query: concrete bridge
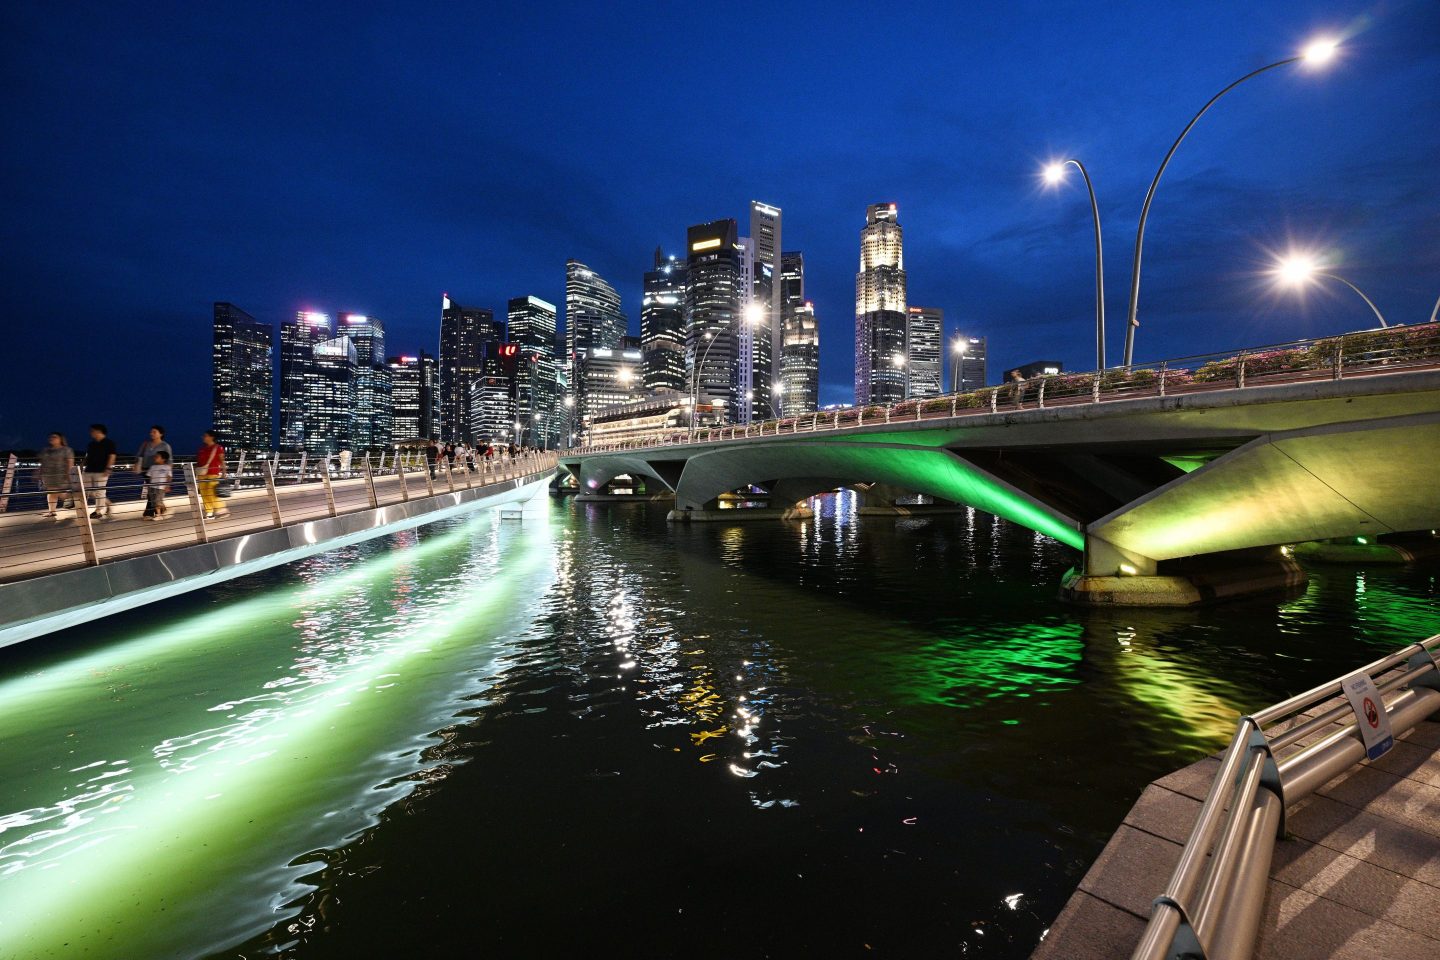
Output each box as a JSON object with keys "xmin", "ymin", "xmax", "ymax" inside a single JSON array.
[{"xmin": 562, "ymin": 325, "xmax": 1440, "ymax": 605}]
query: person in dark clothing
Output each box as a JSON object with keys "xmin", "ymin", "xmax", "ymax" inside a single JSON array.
[
  {"xmin": 134, "ymin": 425, "xmax": 173, "ymax": 517},
  {"xmin": 83, "ymin": 423, "xmax": 117, "ymax": 519}
]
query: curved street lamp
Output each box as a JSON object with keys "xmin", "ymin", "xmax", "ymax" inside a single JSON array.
[
  {"xmin": 1122, "ymin": 37, "xmax": 1340, "ymax": 366},
  {"xmin": 1274, "ymin": 253, "xmax": 1389, "ymax": 327},
  {"xmin": 1044, "ymin": 159, "xmax": 1105, "ymax": 369}
]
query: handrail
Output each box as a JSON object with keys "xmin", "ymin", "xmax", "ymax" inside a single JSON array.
[
  {"xmin": 567, "ymin": 322, "xmax": 1440, "ymax": 455},
  {"xmin": 1132, "ymin": 633, "xmax": 1440, "ymax": 960}
]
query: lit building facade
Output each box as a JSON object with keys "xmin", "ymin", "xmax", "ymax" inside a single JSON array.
[
  {"xmin": 341, "ymin": 313, "xmax": 392, "ymax": 450},
  {"xmin": 855, "ymin": 203, "xmax": 908, "ymax": 405},
  {"xmin": 211, "ymin": 302, "xmax": 273, "ymax": 450},
  {"xmin": 906, "ymin": 306, "xmax": 943, "ymax": 399},
  {"xmin": 305, "ymin": 335, "xmax": 357, "ymax": 455},
  {"xmin": 508, "ymin": 295, "xmax": 560, "ymax": 449},
  {"xmin": 439, "ymin": 294, "xmax": 503, "ymax": 444},
  {"xmin": 746, "ymin": 201, "xmax": 782, "ymax": 421},
  {"xmin": 577, "ymin": 341, "xmax": 644, "ymax": 436},
  {"xmin": 387, "ymin": 352, "xmax": 439, "ymax": 442},
  {"xmin": 565, "ymin": 260, "xmax": 626, "ymax": 411},
  {"xmin": 641, "ymin": 247, "xmax": 687, "ymax": 395},
  {"xmin": 585, "ymin": 391, "xmax": 725, "ymax": 447},
  {"xmin": 953, "ymin": 334, "xmax": 987, "ymax": 393},
  {"xmin": 685, "ymin": 218, "xmax": 741, "ymax": 422},
  {"xmin": 279, "ymin": 310, "xmax": 332, "ymax": 452},
  {"xmin": 781, "ymin": 301, "xmax": 820, "ymax": 415}
]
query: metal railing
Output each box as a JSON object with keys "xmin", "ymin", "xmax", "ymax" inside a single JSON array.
[
  {"xmin": 572, "ymin": 322, "xmax": 1440, "ymax": 454},
  {"xmin": 1133, "ymin": 633, "xmax": 1440, "ymax": 960},
  {"xmin": 0, "ymin": 449, "xmax": 558, "ymax": 583}
]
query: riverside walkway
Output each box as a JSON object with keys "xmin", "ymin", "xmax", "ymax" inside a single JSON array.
[
  {"xmin": 1035, "ymin": 635, "xmax": 1440, "ymax": 960},
  {"xmin": 0, "ymin": 450, "xmax": 559, "ymax": 646}
]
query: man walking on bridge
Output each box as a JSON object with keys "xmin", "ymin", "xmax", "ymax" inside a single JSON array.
[{"xmin": 83, "ymin": 423, "xmax": 116, "ymax": 519}]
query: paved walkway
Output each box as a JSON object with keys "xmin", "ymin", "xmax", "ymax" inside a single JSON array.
[{"xmin": 1034, "ymin": 710, "xmax": 1440, "ymax": 959}]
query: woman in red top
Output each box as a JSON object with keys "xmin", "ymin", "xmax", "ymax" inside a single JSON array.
[{"xmin": 197, "ymin": 430, "xmax": 228, "ymax": 519}]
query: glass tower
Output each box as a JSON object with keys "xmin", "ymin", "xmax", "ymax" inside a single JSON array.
[
  {"xmin": 564, "ymin": 260, "xmax": 626, "ymax": 414},
  {"xmin": 685, "ymin": 218, "xmax": 741, "ymax": 422},
  {"xmin": 855, "ymin": 203, "xmax": 907, "ymax": 405},
  {"xmin": 341, "ymin": 313, "xmax": 392, "ymax": 450},
  {"xmin": 747, "ymin": 201, "xmax": 782, "ymax": 421},
  {"xmin": 781, "ymin": 301, "xmax": 820, "ymax": 415},
  {"xmin": 953, "ymin": 334, "xmax": 988, "ymax": 393},
  {"xmin": 439, "ymin": 294, "xmax": 503, "ymax": 444},
  {"xmin": 305, "ymin": 335, "xmax": 357, "ymax": 455},
  {"xmin": 641, "ymin": 247, "xmax": 687, "ymax": 395},
  {"xmin": 906, "ymin": 306, "xmax": 943, "ymax": 399},
  {"xmin": 387, "ymin": 351, "xmax": 439, "ymax": 442},
  {"xmin": 211, "ymin": 302, "xmax": 273, "ymax": 451},
  {"xmin": 279, "ymin": 311, "xmax": 332, "ymax": 452},
  {"xmin": 508, "ymin": 295, "xmax": 560, "ymax": 449}
]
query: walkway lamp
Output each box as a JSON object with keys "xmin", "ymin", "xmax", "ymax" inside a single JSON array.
[
  {"xmin": 1043, "ymin": 158, "xmax": 1106, "ymax": 369},
  {"xmin": 1122, "ymin": 36, "xmax": 1341, "ymax": 366},
  {"xmin": 951, "ymin": 339, "xmax": 967, "ymax": 393},
  {"xmin": 1273, "ymin": 253, "xmax": 1389, "ymax": 327},
  {"xmin": 772, "ymin": 382, "xmax": 785, "ymax": 418}
]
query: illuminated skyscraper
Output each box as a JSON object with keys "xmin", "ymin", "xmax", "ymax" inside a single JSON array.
[
  {"xmin": 211, "ymin": 302, "xmax": 273, "ymax": 450},
  {"xmin": 746, "ymin": 201, "xmax": 781, "ymax": 421},
  {"xmin": 685, "ymin": 218, "xmax": 741, "ymax": 421},
  {"xmin": 577, "ymin": 339, "xmax": 644, "ymax": 436},
  {"xmin": 641, "ymin": 247, "xmax": 687, "ymax": 394},
  {"xmin": 439, "ymin": 294, "xmax": 503, "ymax": 443},
  {"xmin": 279, "ymin": 310, "xmax": 332, "ymax": 451},
  {"xmin": 387, "ymin": 351, "xmax": 439, "ymax": 442},
  {"xmin": 468, "ymin": 343, "xmax": 521, "ymax": 446},
  {"xmin": 340, "ymin": 313, "xmax": 392, "ymax": 450},
  {"xmin": 508, "ymin": 295, "xmax": 560, "ymax": 449},
  {"xmin": 564, "ymin": 260, "xmax": 626, "ymax": 413},
  {"xmin": 855, "ymin": 203, "xmax": 907, "ymax": 405},
  {"xmin": 735, "ymin": 235, "xmax": 757, "ymax": 422},
  {"xmin": 953, "ymin": 334, "xmax": 988, "ymax": 393},
  {"xmin": 781, "ymin": 301, "xmax": 820, "ymax": 415},
  {"xmin": 305, "ymin": 335, "xmax": 357, "ymax": 455},
  {"xmin": 906, "ymin": 306, "xmax": 943, "ymax": 398},
  {"xmin": 779, "ymin": 251, "xmax": 804, "ymax": 317}
]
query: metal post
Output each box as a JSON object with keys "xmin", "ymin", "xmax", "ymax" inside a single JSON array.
[
  {"xmin": 833, "ymin": 410, "xmax": 839, "ymax": 429},
  {"xmin": 0, "ymin": 453, "xmax": 17, "ymax": 513},
  {"xmin": 990, "ymin": 389, "xmax": 999, "ymax": 413},
  {"xmin": 235, "ymin": 451, "xmax": 247, "ymax": 491},
  {"xmin": 182, "ymin": 463, "xmax": 210, "ymax": 543},
  {"xmin": 1093, "ymin": 374, "xmax": 1102, "ymax": 403},
  {"xmin": 319, "ymin": 462, "xmax": 338, "ymax": 517},
  {"xmin": 885, "ymin": 406, "xmax": 891, "ymax": 423},
  {"xmin": 1333, "ymin": 340, "xmax": 1344, "ymax": 380},
  {"xmin": 1237, "ymin": 352, "xmax": 1247, "ymax": 388},
  {"xmin": 1038, "ymin": 378, "xmax": 1047, "ymax": 409},
  {"xmin": 423, "ymin": 459, "xmax": 436, "ymax": 496},
  {"xmin": 72, "ymin": 465, "xmax": 100, "ymax": 566},
  {"xmin": 444, "ymin": 459, "xmax": 456, "ymax": 493},
  {"xmin": 858, "ymin": 409, "xmax": 864, "ymax": 426},
  {"xmin": 951, "ymin": 396, "xmax": 957, "ymax": 416},
  {"xmin": 296, "ymin": 452, "xmax": 307, "ymax": 484},
  {"xmin": 397, "ymin": 461, "xmax": 411, "ymax": 501},
  {"xmin": 262, "ymin": 460, "xmax": 284, "ymax": 527},
  {"xmin": 361, "ymin": 458, "xmax": 379, "ymax": 508},
  {"xmin": 1159, "ymin": 361, "xmax": 1168, "ymax": 397}
]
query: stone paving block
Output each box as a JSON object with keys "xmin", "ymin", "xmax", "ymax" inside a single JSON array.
[
  {"xmin": 1399, "ymin": 718, "xmax": 1440, "ymax": 750},
  {"xmin": 1316, "ymin": 763, "xmax": 1440, "ymax": 838},
  {"xmin": 1152, "ymin": 755, "xmax": 1220, "ymax": 802},
  {"xmin": 1369, "ymin": 737, "xmax": 1440, "ymax": 788},
  {"xmin": 1121, "ymin": 785, "xmax": 1201, "ymax": 845},
  {"xmin": 1029, "ymin": 890, "xmax": 1144, "ymax": 960},
  {"xmin": 1076, "ymin": 824, "xmax": 1182, "ymax": 919},
  {"xmin": 1269, "ymin": 837, "xmax": 1440, "ymax": 940},
  {"xmin": 1257, "ymin": 878, "xmax": 1440, "ymax": 960},
  {"xmin": 1286, "ymin": 793, "xmax": 1440, "ymax": 888}
]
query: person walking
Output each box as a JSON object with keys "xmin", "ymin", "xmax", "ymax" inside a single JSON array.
[
  {"xmin": 39, "ymin": 432, "xmax": 75, "ymax": 520},
  {"xmin": 133, "ymin": 425, "xmax": 173, "ymax": 518},
  {"xmin": 196, "ymin": 430, "xmax": 228, "ymax": 520},
  {"xmin": 424, "ymin": 437, "xmax": 439, "ymax": 478},
  {"xmin": 146, "ymin": 450, "xmax": 173, "ymax": 520},
  {"xmin": 83, "ymin": 423, "xmax": 117, "ymax": 519}
]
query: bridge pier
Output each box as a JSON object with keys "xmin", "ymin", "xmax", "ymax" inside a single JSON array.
[
  {"xmin": 1060, "ymin": 542, "xmax": 1306, "ymax": 606},
  {"xmin": 851, "ymin": 482, "xmax": 966, "ymax": 516}
]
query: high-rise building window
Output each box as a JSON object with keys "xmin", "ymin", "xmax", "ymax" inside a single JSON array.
[
  {"xmin": 952, "ymin": 335, "xmax": 988, "ymax": 393},
  {"xmin": 508, "ymin": 295, "xmax": 561, "ymax": 449},
  {"xmin": 341, "ymin": 313, "xmax": 392, "ymax": 450},
  {"xmin": 565, "ymin": 260, "xmax": 627, "ymax": 418},
  {"xmin": 211, "ymin": 302, "xmax": 273, "ymax": 451},
  {"xmin": 641, "ymin": 247, "xmax": 687, "ymax": 395},
  {"xmin": 781, "ymin": 301, "xmax": 820, "ymax": 415},
  {"xmin": 906, "ymin": 306, "xmax": 943, "ymax": 399},
  {"xmin": 439, "ymin": 295, "xmax": 503, "ymax": 444},
  {"xmin": 855, "ymin": 203, "xmax": 907, "ymax": 405},
  {"xmin": 685, "ymin": 219, "xmax": 741, "ymax": 423},
  {"xmin": 279, "ymin": 311, "xmax": 332, "ymax": 452}
]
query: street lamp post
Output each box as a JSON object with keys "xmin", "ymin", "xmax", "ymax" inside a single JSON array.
[
  {"xmin": 1122, "ymin": 37, "xmax": 1340, "ymax": 366},
  {"xmin": 772, "ymin": 382, "xmax": 785, "ymax": 418},
  {"xmin": 1274, "ymin": 253, "xmax": 1389, "ymax": 327},
  {"xmin": 951, "ymin": 339, "xmax": 967, "ymax": 393},
  {"xmin": 1044, "ymin": 159, "xmax": 1105, "ymax": 369}
]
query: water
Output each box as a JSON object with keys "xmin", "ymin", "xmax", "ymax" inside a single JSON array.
[{"xmin": 0, "ymin": 494, "xmax": 1435, "ymax": 958}]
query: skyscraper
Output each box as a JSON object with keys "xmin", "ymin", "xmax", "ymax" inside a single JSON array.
[
  {"xmin": 906, "ymin": 306, "xmax": 943, "ymax": 398},
  {"xmin": 469, "ymin": 343, "xmax": 521, "ymax": 446},
  {"xmin": 279, "ymin": 311, "xmax": 332, "ymax": 451},
  {"xmin": 779, "ymin": 251, "xmax": 804, "ymax": 317},
  {"xmin": 747, "ymin": 201, "xmax": 782, "ymax": 421},
  {"xmin": 735, "ymin": 235, "xmax": 757, "ymax": 422},
  {"xmin": 641, "ymin": 247, "xmax": 687, "ymax": 394},
  {"xmin": 855, "ymin": 203, "xmax": 907, "ymax": 405},
  {"xmin": 564, "ymin": 260, "xmax": 626, "ymax": 411},
  {"xmin": 685, "ymin": 218, "xmax": 741, "ymax": 421},
  {"xmin": 387, "ymin": 351, "xmax": 439, "ymax": 442},
  {"xmin": 781, "ymin": 301, "xmax": 820, "ymax": 415},
  {"xmin": 341, "ymin": 313, "xmax": 392, "ymax": 450},
  {"xmin": 953, "ymin": 334, "xmax": 988, "ymax": 393},
  {"xmin": 305, "ymin": 335, "xmax": 357, "ymax": 455},
  {"xmin": 577, "ymin": 340, "xmax": 644, "ymax": 435},
  {"xmin": 508, "ymin": 295, "xmax": 560, "ymax": 449},
  {"xmin": 439, "ymin": 295, "xmax": 503, "ymax": 443},
  {"xmin": 211, "ymin": 302, "xmax": 273, "ymax": 450}
]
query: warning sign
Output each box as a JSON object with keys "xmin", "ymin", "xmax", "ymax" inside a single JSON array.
[{"xmin": 1342, "ymin": 671, "xmax": 1394, "ymax": 761}]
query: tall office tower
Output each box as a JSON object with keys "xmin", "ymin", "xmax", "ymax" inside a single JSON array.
[
  {"xmin": 508, "ymin": 295, "xmax": 561, "ymax": 449},
  {"xmin": 685, "ymin": 218, "xmax": 741, "ymax": 421},
  {"xmin": 305, "ymin": 335, "xmax": 357, "ymax": 455},
  {"xmin": 953, "ymin": 334, "xmax": 988, "ymax": 393},
  {"xmin": 211, "ymin": 302, "xmax": 273, "ymax": 451},
  {"xmin": 576, "ymin": 341, "xmax": 645, "ymax": 433},
  {"xmin": 387, "ymin": 351, "xmax": 439, "ymax": 441},
  {"xmin": 781, "ymin": 301, "xmax": 820, "ymax": 415},
  {"xmin": 905, "ymin": 306, "xmax": 943, "ymax": 398},
  {"xmin": 855, "ymin": 203, "xmax": 908, "ymax": 405},
  {"xmin": 279, "ymin": 311, "xmax": 332, "ymax": 451},
  {"xmin": 641, "ymin": 247, "xmax": 687, "ymax": 394},
  {"xmin": 564, "ymin": 260, "xmax": 626, "ymax": 408},
  {"xmin": 748, "ymin": 201, "xmax": 782, "ymax": 421},
  {"xmin": 779, "ymin": 251, "xmax": 804, "ymax": 316},
  {"xmin": 735, "ymin": 236, "xmax": 758, "ymax": 422},
  {"xmin": 340, "ymin": 313, "xmax": 392, "ymax": 450},
  {"xmin": 468, "ymin": 343, "xmax": 521, "ymax": 446},
  {"xmin": 439, "ymin": 294, "xmax": 503, "ymax": 443}
]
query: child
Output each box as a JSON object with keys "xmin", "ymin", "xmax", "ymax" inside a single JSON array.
[{"xmin": 146, "ymin": 450, "xmax": 173, "ymax": 520}]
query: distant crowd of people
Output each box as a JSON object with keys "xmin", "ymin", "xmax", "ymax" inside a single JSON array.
[
  {"xmin": 420, "ymin": 439, "xmax": 536, "ymax": 477},
  {"xmin": 37, "ymin": 424, "xmax": 231, "ymax": 522}
]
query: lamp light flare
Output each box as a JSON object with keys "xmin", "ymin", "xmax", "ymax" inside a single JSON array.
[
  {"xmin": 1042, "ymin": 162, "xmax": 1067, "ymax": 185},
  {"xmin": 1274, "ymin": 252, "xmax": 1320, "ymax": 286},
  {"xmin": 1301, "ymin": 37, "xmax": 1339, "ymax": 65},
  {"xmin": 744, "ymin": 303, "xmax": 765, "ymax": 325}
]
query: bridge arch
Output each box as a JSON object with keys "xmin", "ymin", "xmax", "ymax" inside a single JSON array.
[{"xmin": 571, "ymin": 454, "xmax": 678, "ymax": 495}]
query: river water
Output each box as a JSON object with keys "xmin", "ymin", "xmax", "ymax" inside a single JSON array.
[{"xmin": 0, "ymin": 494, "xmax": 1435, "ymax": 958}]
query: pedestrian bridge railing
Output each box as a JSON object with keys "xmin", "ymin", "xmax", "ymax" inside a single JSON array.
[
  {"xmin": 0, "ymin": 450, "xmax": 559, "ymax": 584},
  {"xmin": 573, "ymin": 321, "xmax": 1440, "ymax": 455},
  {"xmin": 1132, "ymin": 633, "xmax": 1440, "ymax": 960}
]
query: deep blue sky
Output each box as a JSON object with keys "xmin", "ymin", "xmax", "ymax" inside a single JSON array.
[{"xmin": 2, "ymin": 1, "xmax": 1437, "ymax": 449}]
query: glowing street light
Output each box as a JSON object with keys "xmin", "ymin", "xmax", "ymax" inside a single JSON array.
[
  {"xmin": 744, "ymin": 303, "xmax": 765, "ymax": 325},
  {"xmin": 1122, "ymin": 36, "xmax": 1342, "ymax": 366},
  {"xmin": 1272, "ymin": 252, "xmax": 1389, "ymax": 327},
  {"xmin": 1042, "ymin": 157, "xmax": 1106, "ymax": 369}
]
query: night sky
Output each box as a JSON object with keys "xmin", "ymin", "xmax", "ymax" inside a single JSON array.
[{"xmin": 2, "ymin": 1, "xmax": 1437, "ymax": 451}]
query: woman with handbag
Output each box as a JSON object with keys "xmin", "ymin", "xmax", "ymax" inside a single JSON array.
[{"xmin": 196, "ymin": 430, "xmax": 228, "ymax": 519}]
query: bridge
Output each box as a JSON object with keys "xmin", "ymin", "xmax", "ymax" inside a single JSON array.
[
  {"xmin": 561, "ymin": 324, "xmax": 1440, "ymax": 605},
  {"xmin": 0, "ymin": 450, "xmax": 558, "ymax": 647}
]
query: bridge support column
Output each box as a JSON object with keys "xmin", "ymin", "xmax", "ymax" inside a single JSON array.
[
  {"xmin": 1061, "ymin": 539, "xmax": 1305, "ymax": 607},
  {"xmin": 852, "ymin": 482, "xmax": 966, "ymax": 516}
]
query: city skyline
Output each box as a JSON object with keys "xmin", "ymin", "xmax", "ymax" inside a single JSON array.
[{"xmin": 3, "ymin": 2, "xmax": 1438, "ymax": 447}]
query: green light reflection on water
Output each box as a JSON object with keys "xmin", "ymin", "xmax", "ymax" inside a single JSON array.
[
  {"xmin": 0, "ymin": 509, "xmax": 554, "ymax": 960},
  {"xmin": 897, "ymin": 622, "xmax": 1085, "ymax": 710}
]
